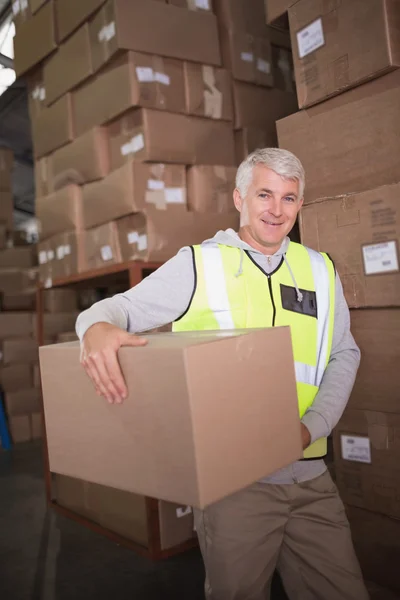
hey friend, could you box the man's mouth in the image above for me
[261,218,282,227]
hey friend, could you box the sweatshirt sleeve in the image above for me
[301,273,361,443]
[75,247,196,340]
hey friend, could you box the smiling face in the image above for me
[233,164,304,255]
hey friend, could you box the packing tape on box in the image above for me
[213,166,231,212]
[120,128,145,157]
[145,188,186,210]
[202,66,223,120]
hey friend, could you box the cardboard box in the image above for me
[85,221,122,270]
[187,166,237,213]
[277,70,400,204]
[184,63,233,120]
[0,268,38,294]
[117,208,239,263]
[37,185,83,240]
[13,0,57,77]
[269,26,295,93]
[1,292,36,311]
[9,413,43,443]
[0,364,33,393]
[12,0,31,29]
[0,147,13,191]
[347,309,400,415]
[32,94,75,159]
[82,162,186,229]
[51,128,110,191]
[219,28,273,87]
[347,506,400,595]
[38,232,87,283]
[300,184,400,308]
[290,0,400,109]
[5,388,42,417]
[54,474,195,550]
[234,128,277,164]
[27,68,47,124]
[233,80,298,131]
[0,191,13,230]
[214,0,267,35]
[89,0,221,73]
[168,0,212,10]
[40,329,302,508]
[0,246,37,269]
[0,313,35,339]
[0,225,7,250]
[108,108,236,170]
[56,0,107,42]
[44,289,78,313]
[33,363,40,387]
[0,338,38,366]
[73,52,186,137]
[35,156,54,198]
[334,408,400,521]
[44,24,94,106]
[42,313,80,341]
[265,0,295,24]
[29,0,48,14]
[57,331,78,343]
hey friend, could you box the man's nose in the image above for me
[268,198,283,217]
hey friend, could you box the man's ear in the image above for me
[298,197,304,211]
[233,188,243,213]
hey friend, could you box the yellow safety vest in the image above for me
[173,241,336,459]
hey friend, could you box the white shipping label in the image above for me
[297,18,325,59]
[47,250,55,261]
[136,67,154,82]
[101,245,113,261]
[241,52,254,63]
[147,179,165,191]
[44,277,52,289]
[127,231,139,245]
[341,435,371,464]
[64,244,71,256]
[165,187,185,205]
[362,241,399,275]
[12,1,20,15]
[39,86,46,101]
[56,246,65,260]
[137,234,148,251]
[120,134,145,157]
[195,0,210,9]
[176,506,192,518]
[257,58,271,74]
[154,72,170,86]
[38,251,47,265]
[98,22,116,43]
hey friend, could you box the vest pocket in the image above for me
[280,284,318,319]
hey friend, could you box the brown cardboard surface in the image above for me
[29,0,48,13]
[214,0,267,35]
[0,268,38,294]
[269,27,295,93]
[0,338,38,366]
[300,184,400,308]
[73,52,186,137]
[37,185,84,240]
[0,246,37,269]
[158,501,195,550]
[346,506,400,595]
[0,364,33,393]
[51,128,110,190]
[277,70,400,204]
[347,309,400,414]
[33,363,40,388]
[233,80,298,131]
[168,0,212,10]
[0,147,13,191]
[290,0,400,109]
[108,109,236,169]
[1,292,36,311]
[44,289,78,313]
[187,166,237,213]
[35,156,54,198]
[12,0,31,29]
[234,128,277,164]
[32,94,75,159]
[57,331,79,343]
[84,222,122,270]
[0,225,6,250]
[219,28,273,87]
[41,313,80,341]
[117,207,239,263]
[38,231,87,283]
[83,161,186,229]
[40,329,302,508]
[0,313,35,339]
[334,408,400,520]
[184,63,233,120]
[89,0,221,73]
[56,0,106,42]
[13,1,57,77]
[0,191,13,229]
[44,24,94,106]
[27,67,47,123]
[5,388,41,417]
[265,0,295,24]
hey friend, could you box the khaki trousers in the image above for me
[194,471,369,600]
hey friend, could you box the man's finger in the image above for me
[103,349,127,401]
[121,333,148,347]
[89,353,120,403]
[84,358,112,401]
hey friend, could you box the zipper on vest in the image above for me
[267,275,276,327]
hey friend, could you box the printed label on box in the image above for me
[98,22,116,43]
[100,245,113,261]
[154,72,170,86]
[56,246,65,260]
[147,179,165,191]
[44,277,52,289]
[137,234,148,251]
[64,245,71,256]
[47,250,55,261]
[127,231,139,245]
[241,52,254,63]
[165,188,185,205]
[341,435,371,464]
[297,18,325,59]
[38,251,47,265]
[136,67,154,83]
[257,59,271,74]
[176,506,192,518]
[120,134,145,157]
[362,241,399,275]
[195,0,210,9]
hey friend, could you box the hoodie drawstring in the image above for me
[283,254,303,303]
[235,247,244,278]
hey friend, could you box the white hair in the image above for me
[236,148,305,199]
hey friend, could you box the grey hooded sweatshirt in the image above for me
[76,229,360,485]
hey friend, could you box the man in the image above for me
[77,148,369,600]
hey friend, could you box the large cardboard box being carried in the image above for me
[40,329,302,508]
[277,70,400,204]
[289,0,400,108]
[300,183,400,308]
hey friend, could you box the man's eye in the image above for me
[284,197,295,202]
[259,193,268,199]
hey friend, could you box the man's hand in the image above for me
[80,322,147,404]
[301,423,311,450]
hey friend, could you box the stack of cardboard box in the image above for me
[271,0,400,592]
[13,0,299,284]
